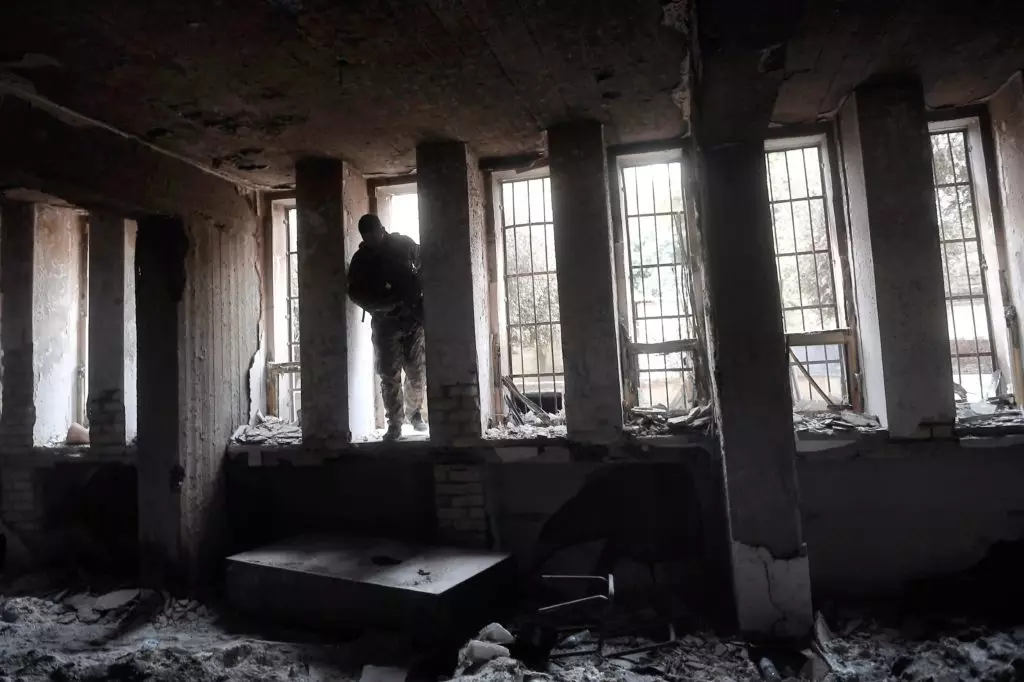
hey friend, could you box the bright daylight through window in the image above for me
[500,177,564,411]
[765,142,849,408]
[621,161,699,409]
[929,129,996,402]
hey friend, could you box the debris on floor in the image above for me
[793,409,882,437]
[956,396,1024,434]
[487,378,567,439]
[231,411,302,447]
[624,402,714,438]
[0,587,357,681]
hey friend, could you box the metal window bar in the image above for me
[929,129,996,401]
[765,144,850,405]
[500,177,564,408]
[284,208,301,421]
[621,162,698,409]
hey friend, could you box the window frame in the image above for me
[764,132,861,411]
[927,116,1013,401]
[265,197,301,421]
[491,166,566,413]
[613,148,707,410]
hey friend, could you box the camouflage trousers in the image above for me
[372,313,426,427]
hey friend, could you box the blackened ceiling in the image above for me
[0,0,689,188]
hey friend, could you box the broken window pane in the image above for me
[766,152,790,201]
[622,158,698,408]
[949,131,969,184]
[766,141,846,400]
[786,149,809,199]
[804,147,823,197]
[931,134,954,186]
[500,177,564,407]
[931,127,996,401]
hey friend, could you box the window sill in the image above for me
[0,444,137,467]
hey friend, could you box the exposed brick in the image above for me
[435,483,482,496]
[437,508,466,520]
[446,467,481,483]
[454,518,486,532]
[452,494,485,507]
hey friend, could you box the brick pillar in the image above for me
[547,121,623,442]
[0,201,36,450]
[839,76,955,437]
[701,142,811,636]
[433,464,487,547]
[135,216,187,584]
[295,158,350,447]
[87,211,127,448]
[417,141,489,445]
[0,466,42,563]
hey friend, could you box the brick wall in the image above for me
[87,388,126,448]
[1,466,43,552]
[433,464,487,547]
[430,382,481,446]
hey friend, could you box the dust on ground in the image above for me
[1,580,1023,682]
[0,587,372,681]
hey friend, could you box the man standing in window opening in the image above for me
[348,214,427,441]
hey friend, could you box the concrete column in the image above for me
[417,141,490,445]
[295,158,350,447]
[87,211,127,448]
[135,216,187,585]
[547,121,623,442]
[839,76,955,436]
[0,201,36,450]
[701,142,811,636]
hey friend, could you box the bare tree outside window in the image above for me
[765,143,849,407]
[500,177,564,407]
[621,161,698,409]
[929,129,996,402]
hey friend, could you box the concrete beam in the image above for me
[701,142,811,636]
[0,94,251,223]
[547,121,623,442]
[839,76,955,436]
[87,211,127,448]
[295,158,351,447]
[0,201,36,451]
[417,141,490,445]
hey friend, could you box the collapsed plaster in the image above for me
[732,541,813,637]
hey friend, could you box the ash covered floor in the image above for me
[1,577,1023,682]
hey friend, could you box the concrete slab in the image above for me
[225,533,514,634]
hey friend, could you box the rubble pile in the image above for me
[486,411,568,441]
[804,614,1024,682]
[624,403,714,438]
[793,409,882,437]
[956,398,1024,434]
[231,412,302,447]
[0,590,353,681]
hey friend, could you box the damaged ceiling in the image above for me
[0,0,689,188]
[771,0,1024,123]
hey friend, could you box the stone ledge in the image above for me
[0,445,138,468]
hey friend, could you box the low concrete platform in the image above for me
[225,533,514,634]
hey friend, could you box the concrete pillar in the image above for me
[839,76,955,436]
[135,216,187,585]
[547,121,623,442]
[87,211,127,448]
[0,201,36,450]
[417,141,490,445]
[295,158,350,447]
[701,142,811,636]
